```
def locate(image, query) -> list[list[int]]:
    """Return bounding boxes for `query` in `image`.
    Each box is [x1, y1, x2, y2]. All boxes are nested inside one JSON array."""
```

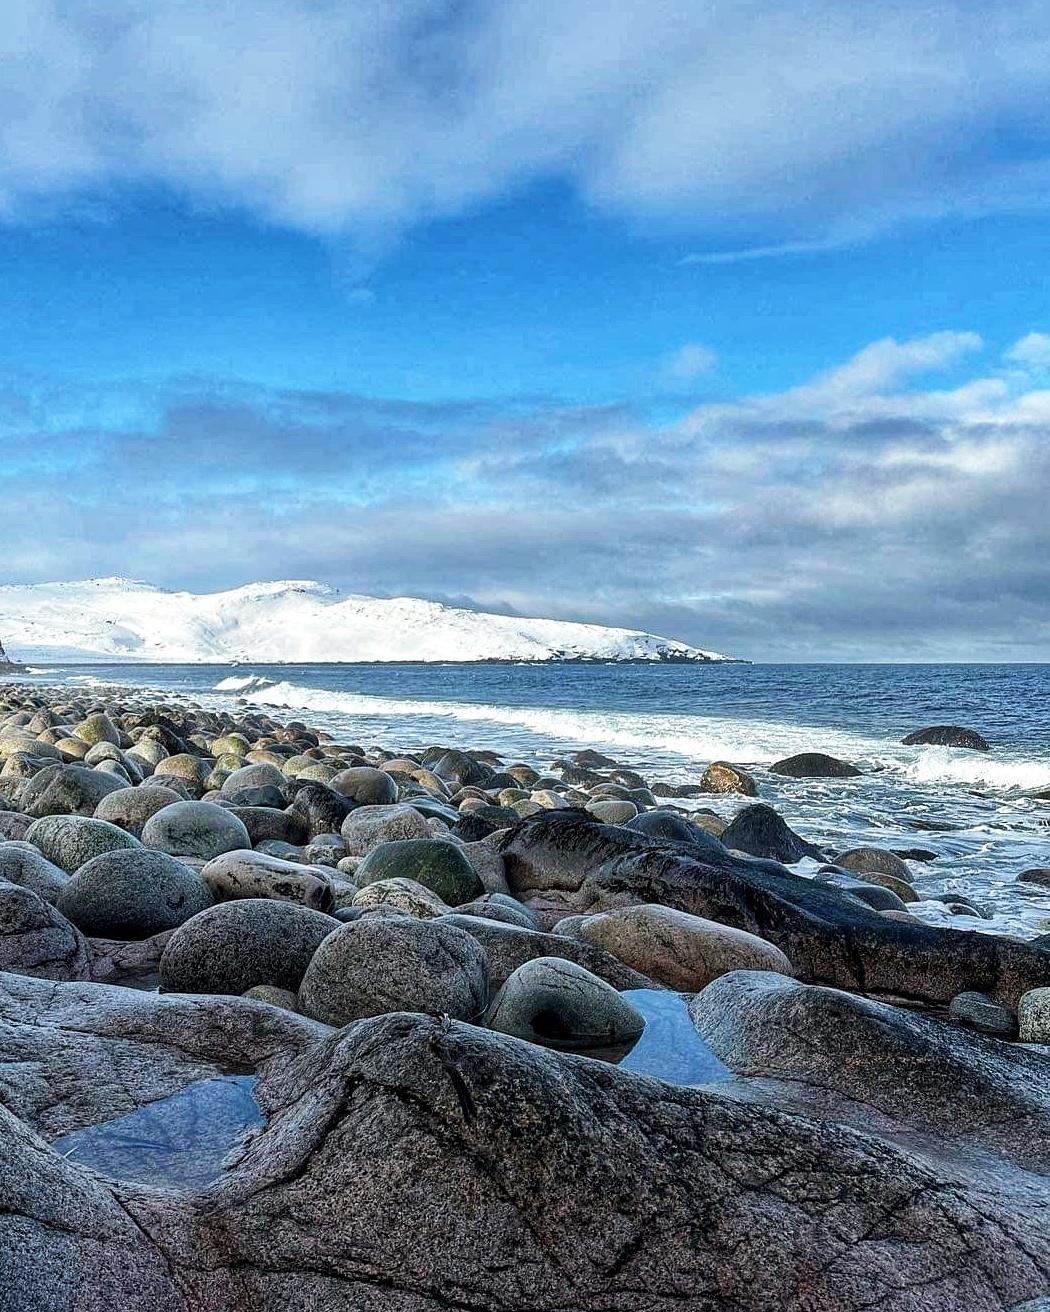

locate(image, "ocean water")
[[20, 661, 1050, 938]]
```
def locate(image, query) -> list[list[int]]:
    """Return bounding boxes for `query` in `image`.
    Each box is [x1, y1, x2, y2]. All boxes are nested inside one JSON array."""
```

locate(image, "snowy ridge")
[[0, 578, 736, 664]]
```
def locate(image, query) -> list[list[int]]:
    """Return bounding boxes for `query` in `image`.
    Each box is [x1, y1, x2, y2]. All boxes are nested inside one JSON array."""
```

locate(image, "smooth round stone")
[[585, 799, 638, 825], [699, 762, 758, 796], [0, 877, 91, 980], [1018, 987, 1050, 1043], [627, 809, 726, 853], [836, 847, 913, 883], [159, 898, 338, 995], [221, 762, 287, 794], [948, 990, 1018, 1037], [93, 784, 183, 835], [297, 916, 489, 1026], [341, 803, 431, 855], [568, 904, 794, 992], [242, 984, 299, 1013], [160, 754, 212, 785], [0, 734, 62, 761], [455, 893, 539, 929], [351, 877, 450, 919], [485, 957, 645, 1051], [354, 837, 481, 906], [769, 752, 862, 779], [58, 848, 213, 939], [330, 767, 398, 806], [73, 713, 121, 747], [0, 841, 70, 903], [141, 801, 251, 860], [25, 814, 143, 874], [200, 849, 334, 911], [815, 869, 912, 912], [23, 763, 129, 818]]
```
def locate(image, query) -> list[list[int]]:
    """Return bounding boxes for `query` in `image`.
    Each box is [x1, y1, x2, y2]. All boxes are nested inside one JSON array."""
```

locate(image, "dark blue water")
[[23, 660, 1050, 935]]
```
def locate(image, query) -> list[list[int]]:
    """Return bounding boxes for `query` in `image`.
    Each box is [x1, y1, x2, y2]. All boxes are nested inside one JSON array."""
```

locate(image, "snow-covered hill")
[[0, 578, 735, 664]]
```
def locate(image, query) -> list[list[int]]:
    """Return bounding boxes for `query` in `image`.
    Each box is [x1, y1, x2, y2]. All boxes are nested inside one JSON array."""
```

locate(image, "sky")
[[1, 0, 1050, 661]]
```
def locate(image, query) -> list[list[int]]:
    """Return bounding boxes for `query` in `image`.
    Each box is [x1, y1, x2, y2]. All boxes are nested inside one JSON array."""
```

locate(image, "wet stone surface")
[[612, 988, 732, 1084], [51, 1074, 263, 1188]]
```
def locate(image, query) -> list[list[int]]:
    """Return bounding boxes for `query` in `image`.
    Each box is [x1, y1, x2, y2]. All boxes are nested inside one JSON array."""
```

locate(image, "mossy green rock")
[[355, 838, 481, 906]]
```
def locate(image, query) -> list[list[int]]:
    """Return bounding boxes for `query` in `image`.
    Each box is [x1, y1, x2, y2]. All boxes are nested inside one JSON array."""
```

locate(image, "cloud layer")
[[2, 1, 1050, 245], [3, 331, 1049, 660]]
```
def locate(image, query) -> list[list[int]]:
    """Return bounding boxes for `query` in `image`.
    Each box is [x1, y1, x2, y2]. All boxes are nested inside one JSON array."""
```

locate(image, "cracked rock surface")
[[1, 967, 1048, 1311]]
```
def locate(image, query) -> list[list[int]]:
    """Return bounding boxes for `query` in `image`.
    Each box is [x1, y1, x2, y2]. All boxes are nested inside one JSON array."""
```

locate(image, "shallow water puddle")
[[51, 1074, 263, 1187], [616, 989, 731, 1085]]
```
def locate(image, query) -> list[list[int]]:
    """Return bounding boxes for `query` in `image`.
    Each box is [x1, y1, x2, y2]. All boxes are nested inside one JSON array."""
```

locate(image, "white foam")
[[214, 674, 278, 693], [233, 679, 1050, 791]]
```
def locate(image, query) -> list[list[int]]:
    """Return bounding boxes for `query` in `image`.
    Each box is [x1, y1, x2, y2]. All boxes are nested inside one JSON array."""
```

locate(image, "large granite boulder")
[[159, 899, 337, 995], [57, 849, 213, 939], [297, 915, 489, 1025], [499, 809, 1050, 1005], [486, 956, 645, 1050], [25, 814, 143, 874], [141, 801, 251, 861], [0, 879, 90, 979]]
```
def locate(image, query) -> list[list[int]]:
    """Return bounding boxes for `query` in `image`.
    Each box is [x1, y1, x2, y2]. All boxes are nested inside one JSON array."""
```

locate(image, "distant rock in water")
[[769, 751, 862, 779], [902, 725, 991, 751]]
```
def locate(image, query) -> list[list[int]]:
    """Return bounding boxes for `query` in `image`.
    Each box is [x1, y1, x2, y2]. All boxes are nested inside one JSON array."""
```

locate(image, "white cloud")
[[0, 1, 1049, 245], [1005, 332, 1050, 371], [661, 342, 719, 385]]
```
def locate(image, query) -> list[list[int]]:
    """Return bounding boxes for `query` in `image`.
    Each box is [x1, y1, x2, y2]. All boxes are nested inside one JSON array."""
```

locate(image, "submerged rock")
[[902, 725, 991, 751], [769, 752, 862, 779], [719, 803, 824, 863]]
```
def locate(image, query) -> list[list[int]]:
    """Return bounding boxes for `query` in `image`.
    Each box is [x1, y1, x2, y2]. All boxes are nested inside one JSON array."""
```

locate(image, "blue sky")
[[1, 0, 1049, 660]]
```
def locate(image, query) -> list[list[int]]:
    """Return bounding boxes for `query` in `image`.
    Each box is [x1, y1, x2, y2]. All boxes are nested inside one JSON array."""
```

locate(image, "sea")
[[17, 661, 1050, 940]]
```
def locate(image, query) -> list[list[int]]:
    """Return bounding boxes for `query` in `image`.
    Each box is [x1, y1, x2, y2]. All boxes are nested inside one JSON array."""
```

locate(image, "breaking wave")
[[230, 679, 1050, 792]]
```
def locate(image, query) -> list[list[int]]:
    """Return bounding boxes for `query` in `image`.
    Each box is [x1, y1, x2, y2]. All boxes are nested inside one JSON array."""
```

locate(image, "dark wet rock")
[[141, 800, 251, 861], [486, 957, 644, 1050], [429, 748, 493, 788], [93, 783, 183, 835], [571, 749, 621, 769], [355, 837, 481, 906], [562, 903, 794, 991], [949, 990, 1018, 1036], [222, 784, 288, 809], [330, 766, 398, 805], [0, 841, 70, 902], [201, 850, 334, 911], [0, 878, 91, 979], [58, 848, 213, 939], [159, 898, 337, 995], [226, 805, 308, 847], [298, 915, 489, 1025], [700, 761, 759, 795], [286, 780, 355, 840], [836, 845, 913, 882], [22, 763, 129, 818], [437, 913, 656, 991], [1019, 869, 1050, 889], [769, 752, 862, 778], [450, 811, 497, 842], [454, 892, 539, 929], [902, 725, 991, 751], [26, 813, 143, 874], [815, 867, 913, 911], [0, 810, 33, 841], [893, 847, 940, 862], [627, 808, 726, 853], [720, 803, 824, 863], [930, 893, 991, 918], [500, 809, 1050, 1005]]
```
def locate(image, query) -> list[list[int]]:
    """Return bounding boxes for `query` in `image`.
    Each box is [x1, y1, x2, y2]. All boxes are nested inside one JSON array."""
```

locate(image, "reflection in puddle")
[[616, 989, 732, 1085], [51, 1075, 264, 1188]]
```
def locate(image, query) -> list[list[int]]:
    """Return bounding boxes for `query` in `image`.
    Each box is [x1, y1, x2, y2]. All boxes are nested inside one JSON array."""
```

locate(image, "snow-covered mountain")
[[0, 578, 736, 664]]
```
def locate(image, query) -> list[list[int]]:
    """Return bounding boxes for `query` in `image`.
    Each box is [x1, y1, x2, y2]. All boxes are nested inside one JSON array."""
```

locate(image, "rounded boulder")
[[141, 800, 251, 860], [58, 848, 214, 939]]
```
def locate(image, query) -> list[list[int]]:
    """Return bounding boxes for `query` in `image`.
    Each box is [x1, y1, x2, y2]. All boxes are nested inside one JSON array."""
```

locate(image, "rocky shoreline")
[[1, 680, 1049, 1311]]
